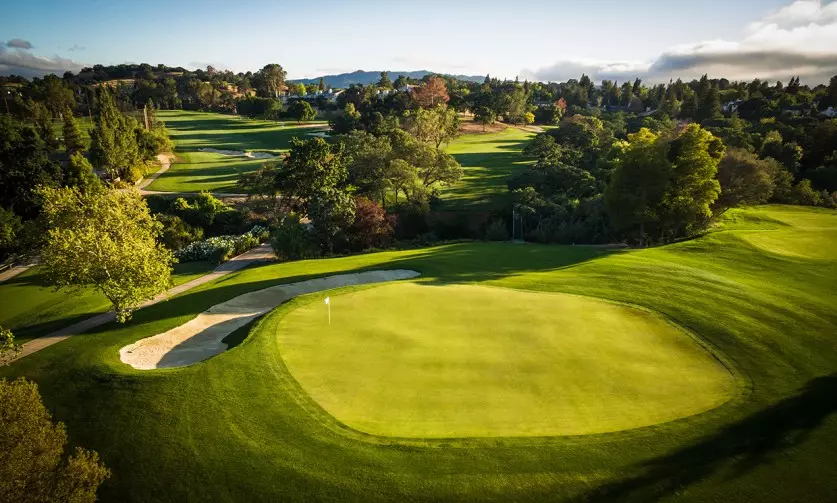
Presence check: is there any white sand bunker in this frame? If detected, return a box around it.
[199,148,276,159]
[119,270,420,370]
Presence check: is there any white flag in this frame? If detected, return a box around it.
[324,297,330,305]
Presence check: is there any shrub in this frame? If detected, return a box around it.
[485,219,510,241]
[270,214,317,260]
[0,378,110,503]
[347,197,395,252]
[157,214,204,250]
[172,192,229,229]
[174,225,268,263]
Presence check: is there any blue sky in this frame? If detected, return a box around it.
[2,0,836,83]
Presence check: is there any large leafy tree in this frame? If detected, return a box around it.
[411,76,449,108]
[255,64,287,98]
[38,186,174,322]
[714,148,777,212]
[287,100,316,123]
[276,137,348,212]
[0,378,109,503]
[604,129,670,246]
[403,105,459,148]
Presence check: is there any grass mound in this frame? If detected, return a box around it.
[275,283,734,438]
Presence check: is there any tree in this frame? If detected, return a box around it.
[660,124,724,235]
[318,77,326,93]
[340,130,394,205]
[0,325,19,358]
[697,84,722,121]
[276,137,347,212]
[347,197,394,251]
[330,102,361,134]
[378,71,392,89]
[64,152,101,192]
[38,187,174,322]
[0,208,22,251]
[473,106,496,132]
[0,378,109,503]
[714,148,777,212]
[287,100,316,124]
[604,129,670,246]
[89,87,141,179]
[62,110,85,155]
[404,105,459,148]
[411,76,449,108]
[290,83,307,96]
[0,116,63,219]
[256,64,287,98]
[308,187,355,252]
[524,111,535,125]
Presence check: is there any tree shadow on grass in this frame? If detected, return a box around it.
[579,374,837,502]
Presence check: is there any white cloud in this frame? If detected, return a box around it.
[525,0,837,84]
[0,46,84,78]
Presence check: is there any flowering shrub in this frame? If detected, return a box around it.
[175,226,269,263]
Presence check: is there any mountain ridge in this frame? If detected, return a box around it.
[289,70,484,88]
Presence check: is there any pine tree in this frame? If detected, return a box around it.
[64,152,101,191]
[318,77,326,92]
[89,87,140,179]
[62,109,85,155]
[697,84,722,122]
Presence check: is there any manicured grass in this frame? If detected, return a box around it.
[0,261,214,343]
[147,110,328,193]
[52,116,94,149]
[276,283,734,438]
[443,127,535,210]
[2,205,837,502]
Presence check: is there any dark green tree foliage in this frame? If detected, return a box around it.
[473,106,496,131]
[0,116,62,219]
[89,87,141,179]
[698,84,722,122]
[61,110,85,155]
[276,138,348,212]
[0,378,110,503]
[287,100,316,123]
[605,125,723,244]
[64,152,101,192]
[378,71,392,89]
[714,148,777,212]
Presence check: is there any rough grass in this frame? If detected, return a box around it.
[0,261,214,343]
[2,205,837,502]
[275,283,734,438]
[443,127,535,210]
[147,110,327,193]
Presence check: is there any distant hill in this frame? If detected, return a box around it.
[290,70,484,88]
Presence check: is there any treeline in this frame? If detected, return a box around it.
[0,85,173,261]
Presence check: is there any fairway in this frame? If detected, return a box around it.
[443,127,535,210]
[148,110,328,193]
[2,206,836,502]
[275,283,734,438]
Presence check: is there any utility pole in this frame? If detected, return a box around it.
[143,103,149,130]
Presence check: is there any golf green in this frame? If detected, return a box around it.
[275,283,735,438]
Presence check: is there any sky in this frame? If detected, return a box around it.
[2,0,837,84]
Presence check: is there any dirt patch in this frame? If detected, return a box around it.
[458,120,508,135]
[119,269,421,370]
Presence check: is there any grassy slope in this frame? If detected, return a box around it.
[443,127,535,211]
[147,110,327,193]
[2,205,837,502]
[277,282,734,438]
[0,261,214,344]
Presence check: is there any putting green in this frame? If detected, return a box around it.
[275,283,736,438]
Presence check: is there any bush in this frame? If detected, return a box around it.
[157,214,204,250]
[172,192,229,229]
[174,225,268,263]
[270,214,317,260]
[485,219,510,241]
[347,197,395,252]
[0,378,110,503]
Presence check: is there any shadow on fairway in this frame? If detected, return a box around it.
[580,374,837,502]
[128,242,614,330]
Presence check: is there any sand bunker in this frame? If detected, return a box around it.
[198,148,277,159]
[119,270,420,370]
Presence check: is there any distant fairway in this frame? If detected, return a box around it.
[275,283,734,438]
[148,110,327,193]
[443,127,535,210]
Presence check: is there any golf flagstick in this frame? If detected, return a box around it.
[324,296,330,325]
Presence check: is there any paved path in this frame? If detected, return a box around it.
[0,257,39,283]
[2,244,275,365]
